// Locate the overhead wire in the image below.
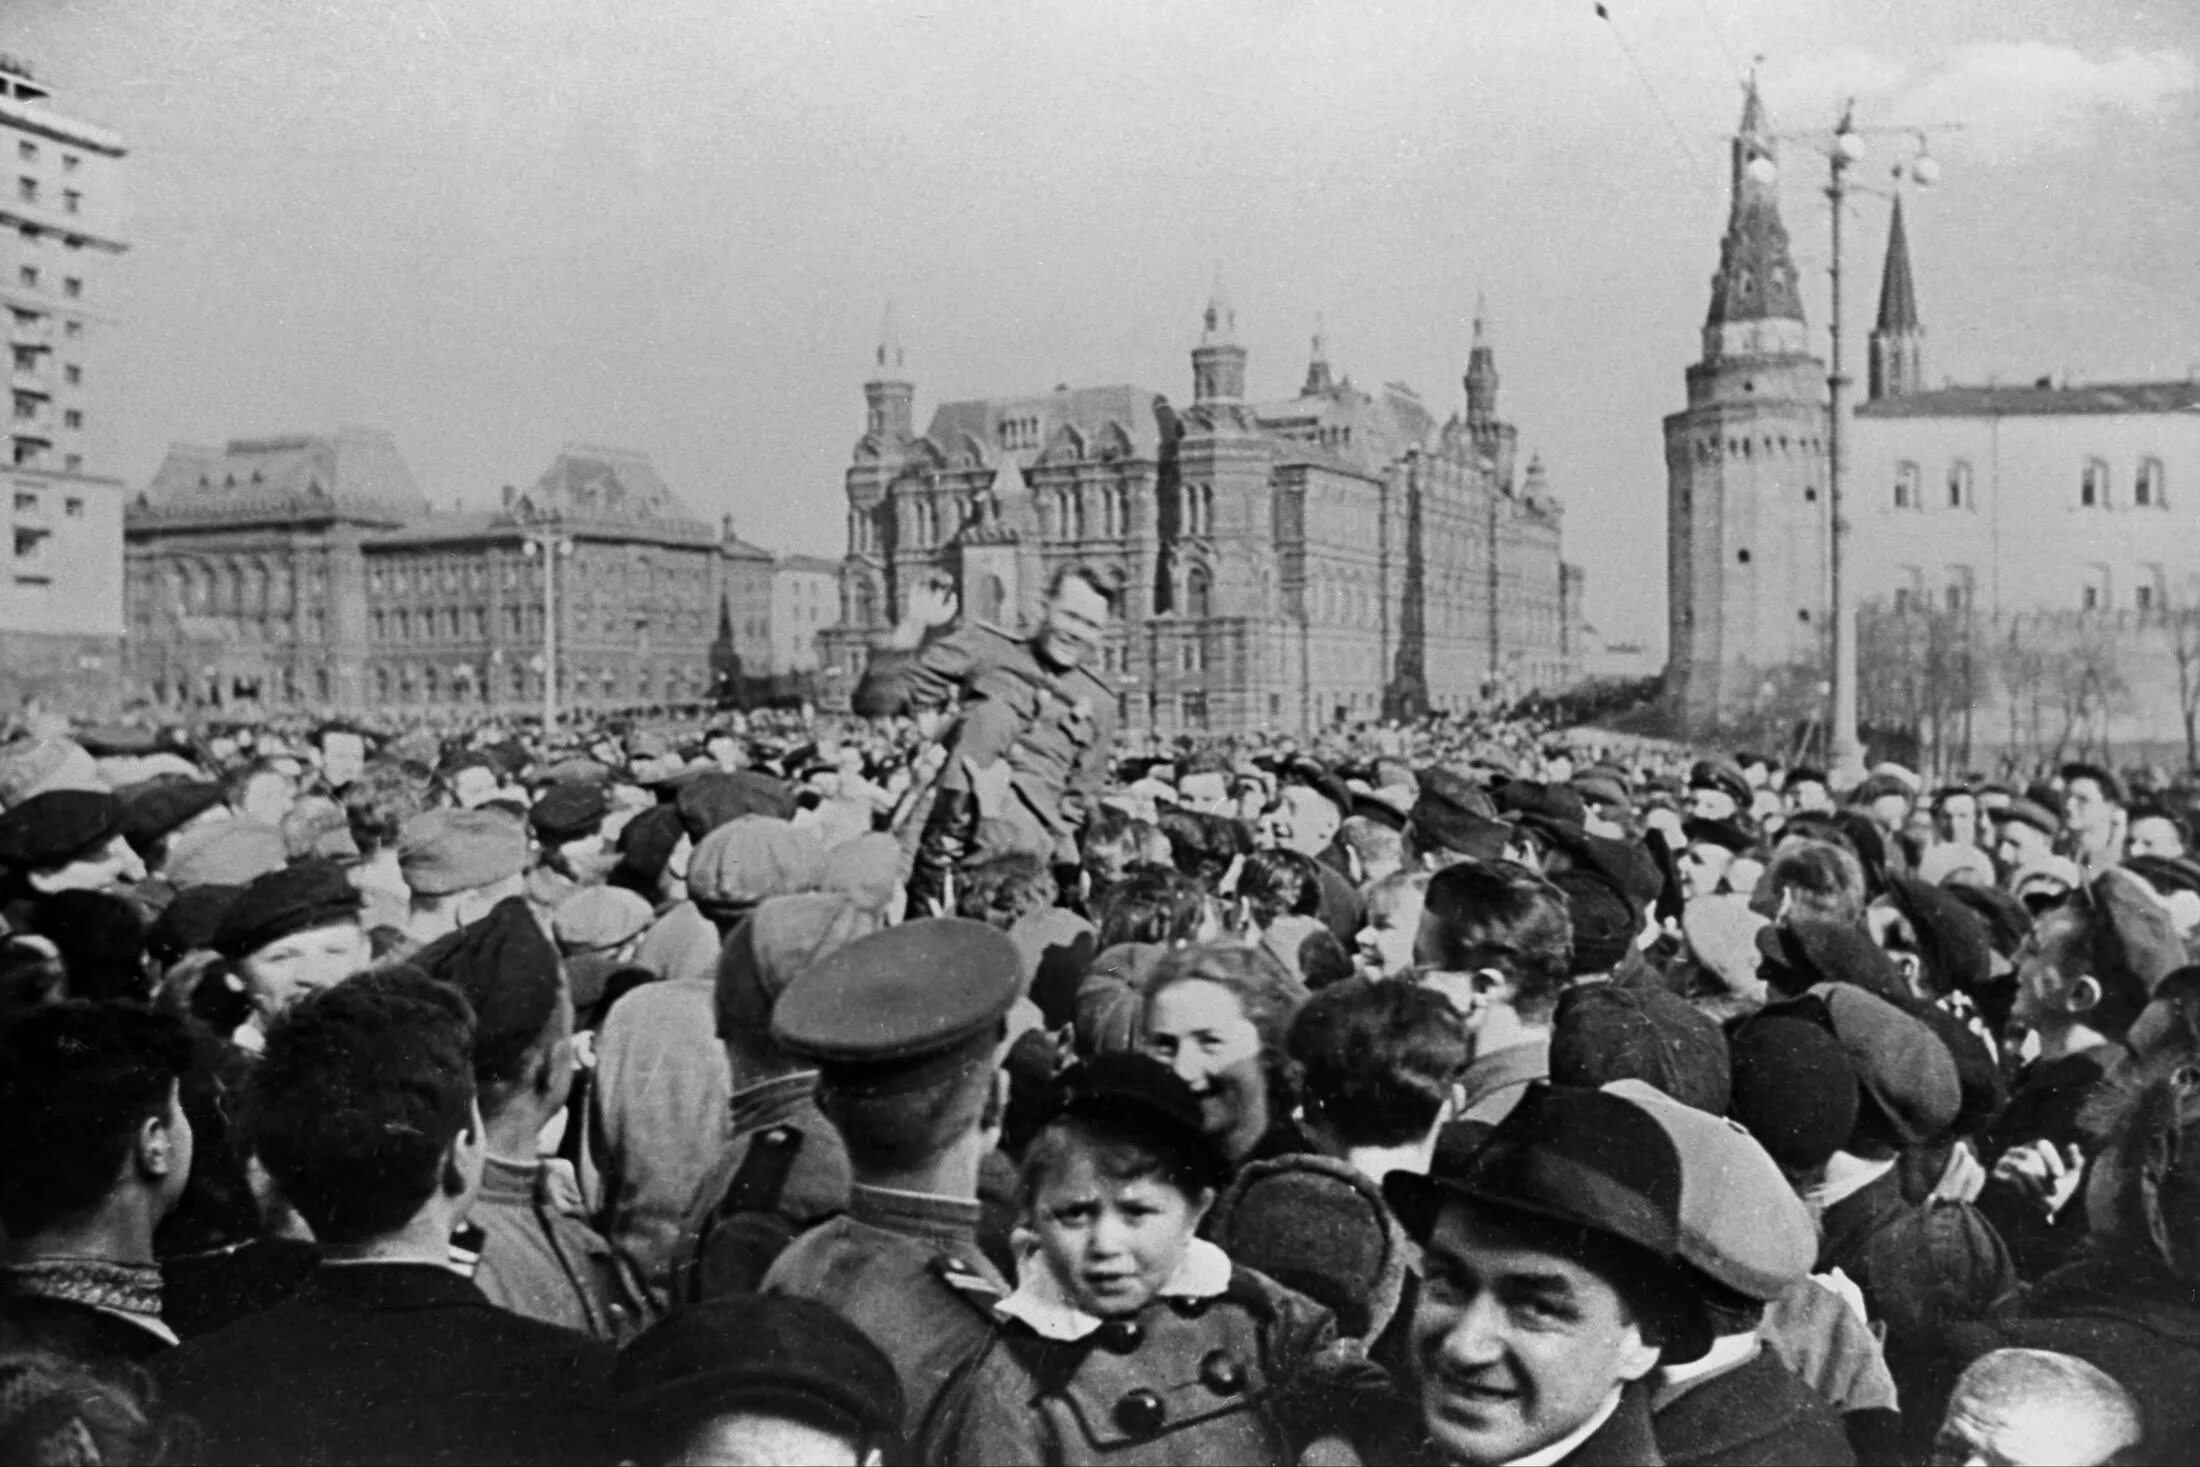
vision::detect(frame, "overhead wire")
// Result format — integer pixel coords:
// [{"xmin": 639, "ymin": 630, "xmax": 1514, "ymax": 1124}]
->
[{"xmin": 1590, "ymin": 1, "xmax": 1714, "ymax": 191}]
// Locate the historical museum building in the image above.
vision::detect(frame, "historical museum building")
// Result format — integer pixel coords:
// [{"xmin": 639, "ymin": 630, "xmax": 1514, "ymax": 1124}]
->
[
  {"xmin": 818, "ymin": 296, "xmax": 1585, "ymax": 734},
  {"xmin": 1666, "ymin": 79, "xmax": 2200, "ymax": 758},
  {"xmin": 0, "ymin": 55, "xmax": 131, "ymax": 712},
  {"xmin": 123, "ymin": 430, "xmax": 777, "ymax": 718}
]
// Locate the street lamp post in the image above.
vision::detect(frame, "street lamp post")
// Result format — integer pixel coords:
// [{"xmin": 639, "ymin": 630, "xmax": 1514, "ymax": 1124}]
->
[{"xmin": 522, "ymin": 526, "xmax": 574, "ymax": 735}]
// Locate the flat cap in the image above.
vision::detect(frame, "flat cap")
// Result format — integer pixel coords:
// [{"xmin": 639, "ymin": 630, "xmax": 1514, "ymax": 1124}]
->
[
  {"xmin": 1726, "ymin": 1014, "xmax": 1859, "ymax": 1173},
  {"xmin": 772, "ymin": 917, "xmax": 1020, "ymax": 1092},
  {"xmin": 530, "ymin": 783, "xmax": 610, "ymax": 844},
  {"xmin": 1680, "ymin": 895, "xmax": 1768, "ymax": 1000},
  {"xmin": 716, "ymin": 891, "xmax": 881, "ymax": 1045},
  {"xmin": 164, "ymin": 818, "xmax": 288, "ymax": 888},
  {"xmin": 148, "ymin": 882, "xmax": 241, "ymax": 964},
  {"xmin": 687, "ymin": 816, "xmax": 825, "ymax": 922},
  {"xmin": 552, "ymin": 885, "xmax": 654, "ymax": 956},
  {"xmin": 1605, "ymin": 1079, "xmax": 1816, "ymax": 1303},
  {"xmin": 1552, "ymin": 870, "xmax": 1639, "ymax": 977},
  {"xmin": 537, "ymin": 757, "xmax": 613, "ymax": 787},
  {"xmin": 414, "ymin": 896, "xmax": 565, "ymax": 1087},
  {"xmin": 1409, "ymin": 767, "xmax": 1510, "ymax": 862},
  {"xmin": 1689, "ymin": 759, "xmax": 1751, "ymax": 810},
  {"xmin": 0, "ymin": 737, "xmax": 102, "ymax": 810},
  {"xmin": 1916, "ymin": 842, "xmax": 1997, "ymax": 888},
  {"xmin": 1756, "ymin": 916, "xmax": 1908, "ymax": 1004},
  {"xmin": 398, "ymin": 807, "xmax": 528, "ymax": 897},
  {"xmin": 675, "ymin": 770, "xmax": 797, "ymax": 843},
  {"xmin": 614, "ymin": 1294, "xmax": 903, "ymax": 1447},
  {"xmin": 2081, "ymin": 868, "xmax": 2189, "ymax": 1012},
  {"xmin": 213, "ymin": 859, "xmax": 364, "ymax": 961},
  {"xmin": 1494, "ymin": 780, "xmax": 1587, "ymax": 829},
  {"xmin": 1991, "ymin": 798, "xmax": 2060, "ymax": 840},
  {"xmin": 817, "ymin": 832, "xmax": 903, "ymax": 918},
  {"xmin": 1550, "ymin": 982, "xmax": 1731, "ymax": 1115},
  {"xmin": 0, "ymin": 789, "xmax": 123, "ymax": 871},
  {"xmin": 118, "ymin": 779, "xmax": 224, "ymax": 849},
  {"xmin": 1943, "ymin": 881, "xmax": 2032, "ymax": 959},
  {"xmin": 1809, "ymin": 984, "xmax": 1962, "ymax": 1150},
  {"xmin": 1535, "ymin": 821, "xmax": 1664, "ymax": 913},
  {"xmin": 1883, "ymin": 873, "xmax": 1993, "ymax": 996},
  {"xmin": 2060, "ymin": 761, "xmax": 2127, "ymax": 807},
  {"xmin": 1383, "ymin": 1083, "xmax": 1711, "ymax": 1365}
]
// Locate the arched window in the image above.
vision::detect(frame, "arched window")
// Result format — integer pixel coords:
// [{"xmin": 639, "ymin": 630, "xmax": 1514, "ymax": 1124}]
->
[
  {"xmin": 2081, "ymin": 458, "xmax": 2108, "ymax": 508},
  {"xmin": 2137, "ymin": 457, "xmax": 2165, "ymax": 508},
  {"xmin": 1893, "ymin": 462, "xmax": 1920, "ymax": 510},
  {"xmin": 1947, "ymin": 461, "xmax": 1972, "ymax": 510},
  {"xmin": 1186, "ymin": 566, "xmax": 1212, "ymax": 620},
  {"xmin": 1069, "ymin": 489, "xmax": 1087, "ymax": 541}
]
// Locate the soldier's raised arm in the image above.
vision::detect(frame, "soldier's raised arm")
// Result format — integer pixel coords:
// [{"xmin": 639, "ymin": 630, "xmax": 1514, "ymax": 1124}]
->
[{"xmin": 851, "ymin": 576, "xmax": 974, "ymax": 717}]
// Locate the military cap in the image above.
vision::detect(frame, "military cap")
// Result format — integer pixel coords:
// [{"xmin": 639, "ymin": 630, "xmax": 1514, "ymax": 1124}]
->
[
  {"xmin": 0, "ymin": 789, "xmax": 124, "ymax": 871},
  {"xmin": 1550, "ymin": 982, "xmax": 1731, "ymax": 1115},
  {"xmin": 1552, "ymin": 870, "xmax": 1639, "ymax": 976},
  {"xmin": 1803, "ymin": 984, "xmax": 1962, "ymax": 1150},
  {"xmin": 1041, "ymin": 1051, "xmax": 1228, "ymax": 1188},
  {"xmin": 213, "ymin": 859, "xmax": 364, "ymax": 961},
  {"xmin": 1409, "ymin": 767, "xmax": 1510, "ymax": 862},
  {"xmin": 1688, "ymin": 759, "xmax": 1751, "ymax": 810},
  {"xmin": 414, "ymin": 896, "xmax": 565, "ymax": 1088},
  {"xmin": 1603, "ymin": 1079, "xmax": 1816, "ymax": 1305},
  {"xmin": 772, "ymin": 917, "xmax": 1021, "ymax": 1092},
  {"xmin": 165, "ymin": 819, "xmax": 288, "ymax": 888},
  {"xmin": 117, "ymin": 779, "xmax": 224, "ymax": 849},
  {"xmin": 551, "ymin": 885, "xmax": 653, "ymax": 956},
  {"xmin": 398, "ymin": 807, "xmax": 528, "ymax": 897},
  {"xmin": 688, "ymin": 816, "xmax": 826, "ymax": 923},
  {"xmin": 614, "ymin": 1294, "xmax": 903, "ymax": 1449},
  {"xmin": 675, "ymin": 770, "xmax": 797, "ymax": 843},
  {"xmin": 1784, "ymin": 766, "xmax": 1829, "ymax": 793},
  {"xmin": 1384, "ymin": 1083, "xmax": 1712, "ymax": 1365},
  {"xmin": 1681, "ymin": 817, "xmax": 1752, "ymax": 855},
  {"xmin": 2060, "ymin": 761, "xmax": 2127, "ymax": 808},
  {"xmin": 0, "ymin": 736, "xmax": 102, "ymax": 810},
  {"xmin": 530, "ymin": 783, "xmax": 610, "ymax": 844},
  {"xmin": 1755, "ymin": 915, "xmax": 1908, "ymax": 1004},
  {"xmin": 1991, "ymin": 797, "xmax": 2060, "ymax": 840},
  {"xmin": 1883, "ymin": 873, "xmax": 1994, "ymax": 996},
  {"xmin": 1726, "ymin": 1014, "xmax": 1859, "ymax": 1173},
  {"xmin": 148, "ymin": 883, "xmax": 241, "ymax": 964},
  {"xmin": 716, "ymin": 891, "xmax": 881, "ymax": 1045}
]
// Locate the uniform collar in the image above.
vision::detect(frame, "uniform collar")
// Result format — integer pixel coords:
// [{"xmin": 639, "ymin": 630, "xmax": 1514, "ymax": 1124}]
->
[
  {"xmin": 727, "ymin": 1071, "xmax": 820, "ymax": 1134},
  {"xmin": 848, "ymin": 1183, "xmax": 980, "ymax": 1247},
  {"xmin": 996, "ymin": 1238, "xmax": 1232, "ymax": 1341},
  {"xmin": 477, "ymin": 1153, "xmax": 542, "ymax": 1205}
]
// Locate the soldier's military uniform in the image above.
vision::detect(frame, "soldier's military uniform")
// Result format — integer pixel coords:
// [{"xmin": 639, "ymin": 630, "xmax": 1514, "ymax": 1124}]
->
[
  {"xmin": 672, "ymin": 1070, "xmax": 851, "ymax": 1304},
  {"xmin": 471, "ymin": 1154, "xmax": 635, "ymax": 1344},
  {"xmin": 853, "ymin": 622, "xmax": 1117, "ymax": 912},
  {"xmin": 756, "ymin": 918, "xmax": 1027, "ymax": 1444}
]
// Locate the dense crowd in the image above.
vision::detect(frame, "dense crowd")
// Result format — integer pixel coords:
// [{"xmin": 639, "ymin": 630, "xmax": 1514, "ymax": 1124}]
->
[{"xmin": 2, "ymin": 568, "xmax": 2198, "ymax": 1464}]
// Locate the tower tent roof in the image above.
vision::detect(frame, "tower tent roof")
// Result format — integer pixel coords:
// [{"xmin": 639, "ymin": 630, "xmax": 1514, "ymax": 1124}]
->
[
  {"xmin": 1874, "ymin": 195, "xmax": 1921, "ymax": 334},
  {"xmin": 1706, "ymin": 78, "xmax": 1804, "ymax": 328}
]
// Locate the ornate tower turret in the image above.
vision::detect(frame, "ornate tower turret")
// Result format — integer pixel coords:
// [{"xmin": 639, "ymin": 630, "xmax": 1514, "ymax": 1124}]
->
[
  {"xmin": 1302, "ymin": 315, "xmax": 1334, "ymax": 397},
  {"xmin": 1464, "ymin": 298, "xmax": 1499, "ymax": 432},
  {"xmin": 864, "ymin": 302, "xmax": 914, "ymax": 441},
  {"xmin": 1867, "ymin": 196, "xmax": 1924, "ymax": 401},
  {"xmin": 1191, "ymin": 268, "xmax": 1248, "ymax": 405}
]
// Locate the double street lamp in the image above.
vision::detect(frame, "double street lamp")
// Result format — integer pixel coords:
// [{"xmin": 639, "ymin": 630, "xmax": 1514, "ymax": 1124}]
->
[
  {"xmin": 1750, "ymin": 103, "xmax": 1949, "ymax": 784},
  {"xmin": 521, "ymin": 525, "xmax": 575, "ymax": 734}
]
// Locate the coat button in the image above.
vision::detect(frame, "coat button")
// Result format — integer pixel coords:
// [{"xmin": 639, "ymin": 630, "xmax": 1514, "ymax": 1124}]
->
[
  {"xmin": 1200, "ymin": 1349, "xmax": 1246, "ymax": 1395},
  {"xmin": 1114, "ymin": 1388, "xmax": 1167, "ymax": 1439},
  {"xmin": 1096, "ymin": 1318, "xmax": 1143, "ymax": 1354}
]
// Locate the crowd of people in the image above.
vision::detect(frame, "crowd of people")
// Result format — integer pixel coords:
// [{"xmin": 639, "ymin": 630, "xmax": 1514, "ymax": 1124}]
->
[{"xmin": 2, "ymin": 564, "xmax": 2199, "ymax": 1464}]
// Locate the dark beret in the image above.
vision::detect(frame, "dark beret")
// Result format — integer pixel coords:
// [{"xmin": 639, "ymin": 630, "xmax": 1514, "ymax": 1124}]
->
[
  {"xmin": 530, "ymin": 783, "xmax": 610, "ymax": 844},
  {"xmin": 2060, "ymin": 761, "xmax": 2127, "ymax": 807},
  {"xmin": 1883, "ymin": 873, "xmax": 1993, "ymax": 996},
  {"xmin": 1727, "ymin": 1013, "xmax": 1859, "ymax": 1173},
  {"xmin": 1550, "ymin": 982, "xmax": 1731, "ymax": 1115},
  {"xmin": 213, "ymin": 859, "xmax": 364, "ymax": 961},
  {"xmin": 414, "ymin": 896, "xmax": 565, "ymax": 1089},
  {"xmin": 1044, "ymin": 1051, "xmax": 1229, "ymax": 1188},
  {"xmin": 676, "ymin": 771, "xmax": 797, "ymax": 843},
  {"xmin": 772, "ymin": 918, "xmax": 1020, "ymax": 1091},
  {"xmin": 117, "ymin": 779, "xmax": 225, "ymax": 850},
  {"xmin": 614, "ymin": 1294, "xmax": 903, "ymax": 1447},
  {"xmin": 1552, "ymin": 870, "xmax": 1639, "ymax": 976},
  {"xmin": 0, "ymin": 789, "xmax": 124, "ymax": 871},
  {"xmin": 148, "ymin": 883, "xmax": 242, "ymax": 964}
]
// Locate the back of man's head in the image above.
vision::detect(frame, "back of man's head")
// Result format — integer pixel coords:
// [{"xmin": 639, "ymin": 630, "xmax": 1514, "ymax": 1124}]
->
[
  {"xmin": 1289, "ymin": 979, "xmax": 1467, "ymax": 1149},
  {"xmin": 0, "ymin": 1001, "xmax": 192, "ymax": 1239},
  {"xmin": 243, "ymin": 968, "xmax": 476, "ymax": 1247},
  {"xmin": 1417, "ymin": 860, "xmax": 1573, "ymax": 1023}
]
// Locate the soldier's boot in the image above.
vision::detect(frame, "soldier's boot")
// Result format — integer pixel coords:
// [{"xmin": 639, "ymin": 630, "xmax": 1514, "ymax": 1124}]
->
[{"xmin": 906, "ymin": 787, "xmax": 978, "ymax": 918}]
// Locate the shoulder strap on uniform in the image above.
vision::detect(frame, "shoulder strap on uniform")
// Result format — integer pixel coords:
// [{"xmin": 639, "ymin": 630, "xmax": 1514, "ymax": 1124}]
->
[
  {"xmin": 720, "ymin": 1127, "xmax": 803, "ymax": 1217},
  {"xmin": 680, "ymin": 1128, "xmax": 814, "ymax": 1304}
]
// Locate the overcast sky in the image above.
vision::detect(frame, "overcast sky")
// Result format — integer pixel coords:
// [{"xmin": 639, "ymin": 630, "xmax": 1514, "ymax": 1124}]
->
[{"xmin": 16, "ymin": 0, "xmax": 2200, "ymax": 650}]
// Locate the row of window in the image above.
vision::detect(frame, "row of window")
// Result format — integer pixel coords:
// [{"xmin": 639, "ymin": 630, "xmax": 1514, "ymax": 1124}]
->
[
  {"xmin": 364, "ymin": 552, "xmax": 713, "ymax": 597},
  {"xmin": 12, "ymin": 264, "xmax": 80, "ymax": 297},
  {"xmin": 9, "ymin": 349, "xmax": 81, "ymax": 383},
  {"xmin": 1890, "ymin": 457, "xmax": 2169, "ymax": 512},
  {"xmin": 367, "ymin": 661, "xmax": 708, "ymax": 706},
  {"xmin": 1887, "ymin": 564, "xmax": 2191, "ymax": 616},
  {"xmin": 14, "ymin": 175, "xmax": 83, "ymax": 213},
  {"xmin": 15, "ymin": 141, "xmax": 83, "ymax": 172}
]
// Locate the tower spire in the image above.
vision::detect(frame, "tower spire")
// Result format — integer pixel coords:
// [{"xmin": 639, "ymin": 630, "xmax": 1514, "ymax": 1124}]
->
[
  {"xmin": 1201, "ymin": 262, "xmax": 1235, "ymax": 345},
  {"xmin": 1465, "ymin": 296, "xmax": 1499, "ymax": 431},
  {"xmin": 1303, "ymin": 312, "xmax": 1334, "ymax": 396},
  {"xmin": 1702, "ymin": 75, "xmax": 1807, "ymax": 361},
  {"xmin": 876, "ymin": 300, "xmax": 905, "ymax": 373},
  {"xmin": 1192, "ymin": 266, "xmax": 1248, "ymax": 404},
  {"xmin": 1868, "ymin": 194, "xmax": 1925, "ymax": 399},
  {"xmin": 863, "ymin": 299, "xmax": 914, "ymax": 440}
]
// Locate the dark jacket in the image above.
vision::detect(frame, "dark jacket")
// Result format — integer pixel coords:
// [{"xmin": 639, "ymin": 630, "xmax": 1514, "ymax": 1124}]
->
[
  {"xmin": 1368, "ymin": 1379, "xmax": 1664, "ymax": 1466},
  {"xmin": 1976, "ymin": 1043, "xmax": 2116, "ymax": 1280},
  {"xmin": 1653, "ymin": 1345, "xmax": 1854, "ymax": 1467},
  {"xmin": 153, "ymin": 1261, "xmax": 615, "ymax": 1465},
  {"xmin": 0, "ymin": 1289, "xmax": 171, "ymax": 1370},
  {"xmin": 1949, "ymin": 1247, "xmax": 2200, "ymax": 1465}
]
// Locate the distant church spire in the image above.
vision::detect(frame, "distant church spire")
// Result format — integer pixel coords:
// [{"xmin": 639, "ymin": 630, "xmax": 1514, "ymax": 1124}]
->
[
  {"xmin": 1302, "ymin": 313, "xmax": 1334, "ymax": 396},
  {"xmin": 1465, "ymin": 295, "xmax": 1499, "ymax": 431},
  {"xmin": 1702, "ymin": 73, "xmax": 1808, "ymax": 360},
  {"xmin": 876, "ymin": 300, "xmax": 905, "ymax": 374},
  {"xmin": 1192, "ymin": 265, "xmax": 1248, "ymax": 404},
  {"xmin": 1201, "ymin": 263, "xmax": 1236, "ymax": 345},
  {"xmin": 864, "ymin": 299, "xmax": 914, "ymax": 440},
  {"xmin": 1868, "ymin": 195, "xmax": 1925, "ymax": 400}
]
